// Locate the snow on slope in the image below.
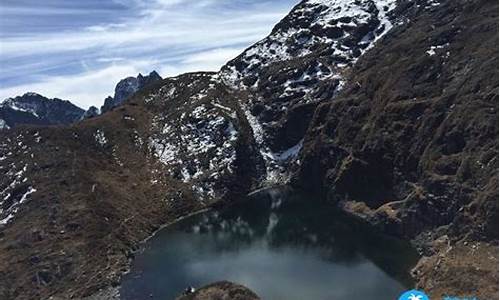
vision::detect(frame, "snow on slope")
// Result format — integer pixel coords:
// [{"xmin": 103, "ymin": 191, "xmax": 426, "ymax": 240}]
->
[
  {"xmin": 144, "ymin": 0, "xmax": 403, "ymax": 188},
  {"xmin": 221, "ymin": 0, "xmax": 397, "ymax": 90},
  {"xmin": 0, "ymin": 131, "xmax": 39, "ymax": 225},
  {"xmin": 140, "ymin": 0, "xmax": 404, "ymax": 192},
  {"xmin": 139, "ymin": 0, "xmax": 404, "ymax": 195},
  {"xmin": 147, "ymin": 73, "xmax": 241, "ymax": 201},
  {"xmin": 2, "ymin": 97, "xmax": 41, "ymax": 117},
  {"xmin": 220, "ymin": 0, "xmax": 398, "ymax": 183}
]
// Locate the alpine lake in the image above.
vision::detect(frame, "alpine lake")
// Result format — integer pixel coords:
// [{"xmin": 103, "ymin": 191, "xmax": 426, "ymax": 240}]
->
[{"xmin": 120, "ymin": 187, "xmax": 419, "ymax": 300}]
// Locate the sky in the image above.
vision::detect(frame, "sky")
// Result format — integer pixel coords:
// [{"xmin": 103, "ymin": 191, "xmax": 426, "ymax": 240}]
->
[{"xmin": 0, "ymin": 0, "xmax": 298, "ymax": 109}]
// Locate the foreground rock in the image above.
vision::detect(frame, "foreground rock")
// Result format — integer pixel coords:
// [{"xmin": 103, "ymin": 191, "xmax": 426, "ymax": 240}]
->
[{"xmin": 176, "ymin": 282, "xmax": 260, "ymax": 300}]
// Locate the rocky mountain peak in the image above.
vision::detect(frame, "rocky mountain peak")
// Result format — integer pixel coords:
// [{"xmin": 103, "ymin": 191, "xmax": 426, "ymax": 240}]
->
[
  {"xmin": 0, "ymin": 92, "xmax": 85, "ymax": 129},
  {"xmin": 101, "ymin": 70, "xmax": 162, "ymax": 113},
  {"xmin": 80, "ymin": 106, "xmax": 100, "ymax": 120},
  {"xmin": 221, "ymin": 0, "xmax": 397, "ymax": 89},
  {"xmin": 217, "ymin": 0, "xmax": 399, "ymax": 182}
]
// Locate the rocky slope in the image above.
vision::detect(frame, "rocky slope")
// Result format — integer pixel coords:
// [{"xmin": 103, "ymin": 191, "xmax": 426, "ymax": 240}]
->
[
  {"xmin": 0, "ymin": 0, "xmax": 497, "ymax": 299},
  {"xmin": 292, "ymin": 0, "xmax": 498, "ymax": 297},
  {"xmin": 220, "ymin": 0, "xmax": 399, "ymax": 182},
  {"xmin": 0, "ymin": 72, "xmax": 263, "ymax": 299},
  {"xmin": 0, "ymin": 93, "xmax": 85, "ymax": 129},
  {"xmin": 0, "ymin": 92, "xmax": 202, "ymax": 299}
]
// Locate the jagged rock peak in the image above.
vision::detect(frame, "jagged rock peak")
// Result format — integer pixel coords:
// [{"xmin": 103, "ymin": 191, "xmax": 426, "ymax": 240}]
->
[{"xmin": 101, "ymin": 70, "xmax": 162, "ymax": 113}]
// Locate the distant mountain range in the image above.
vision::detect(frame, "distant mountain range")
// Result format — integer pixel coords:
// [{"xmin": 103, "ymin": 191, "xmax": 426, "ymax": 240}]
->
[
  {"xmin": 0, "ymin": 93, "xmax": 84, "ymax": 129},
  {"xmin": 0, "ymin": 71, "xmax": 162, "ymax": 129}
]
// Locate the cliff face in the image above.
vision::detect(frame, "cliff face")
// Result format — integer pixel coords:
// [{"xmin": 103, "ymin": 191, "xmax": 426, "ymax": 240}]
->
[
  {"xmin": 221, "ymin": 0, "xmax": 400, "ymax": 182},
  {"xmin": 293, "ymin": 0, "xmax": 498, "ymax": 297},
  {"xmin": 100, "ymin": 71, "xmax": 162, "ymax": 114},
  {"xmin": 296, "ymin": 0, "xmax": 498, "ymax": 240},
  {"xmin": 0, "ymin": 0, "xmax": 497, "ymax": 299}
]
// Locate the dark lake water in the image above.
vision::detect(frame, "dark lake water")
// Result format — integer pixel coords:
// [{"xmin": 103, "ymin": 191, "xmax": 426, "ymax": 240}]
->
[{"xmin": 120, "ymin": 187, "xmax": 419, "ymax": 300}]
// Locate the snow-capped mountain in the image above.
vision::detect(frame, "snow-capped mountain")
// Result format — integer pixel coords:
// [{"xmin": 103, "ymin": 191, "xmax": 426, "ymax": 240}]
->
[
  {"xmin": 219, "ymin": 0, "xmax": 399, "ymax": 181},
  {"xmin": 100, "ymin": 71, "xmax": 162, "ymax": 113},
  {"xmin": 147, "ymin": 0, "xmax": 402, "ymax": 193},
  {"xmin": 0, "ymin": 93, "xmax": 85, "ymax": 129},
  {"xmin": 222, "ymin": 0, "xmax": 397, "ymax": 89}
]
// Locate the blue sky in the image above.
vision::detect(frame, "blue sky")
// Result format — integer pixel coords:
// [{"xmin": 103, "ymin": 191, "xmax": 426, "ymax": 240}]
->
[{"xmin": 0, "ymin": 0, "xmax": 297, "ymax": 108}]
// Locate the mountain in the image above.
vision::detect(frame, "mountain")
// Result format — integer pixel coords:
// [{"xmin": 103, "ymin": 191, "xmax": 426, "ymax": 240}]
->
[
  {"xmin": 80, "ymin": 106, "xmax": 100, "ymax": 120},
  {"xmin": 293, "ymin": 0, "xmax": 498, "ymax": 296},
  {"xmin": 0, "ymin": 93, "xmax": 85, "ymax": 129},
  {"xmin": 219, "ymin": 0, "xmax": 398, "ymax": 181},
  {"xmin": 0, "ymin": 71, "xmax": 162, "ymax": 129},
  {"xmin": 100, "ymin": 71, "xmax": 162, "ymax": 114},
  {"xmin": 0, "ymin": 0, "xmax": 497, "ymax": 299}
]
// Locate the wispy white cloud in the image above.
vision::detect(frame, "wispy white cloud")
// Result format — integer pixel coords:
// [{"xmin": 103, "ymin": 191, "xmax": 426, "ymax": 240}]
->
[
  {"xmin": 182, "ymin": 48, "xmax": 243, "ymax": 65},
  {"xmin": 158, "ymin": 47, "xmax": 245, "ymax": 77},
  {"xmin": 0, "ymin": 0, "xmax": 297, "ymax": 108},
  {"xmin": 0, "ymin": 62, "xmax": 155, "ymax": 108}
]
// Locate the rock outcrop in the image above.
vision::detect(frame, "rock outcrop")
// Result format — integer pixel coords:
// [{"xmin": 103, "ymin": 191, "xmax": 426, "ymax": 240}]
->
[
  {"xmin": 81, "ymin": 106, "xmax": 100, "ymax": 120},
  {"xmin": 220, "ymin": 0, "xmax": 399, "ymax": 182},
  {"xmin": 100, "ymin": 71, "xmax": 162, "ymax": 114},
  {"xmin": 176, "ymin": 282, "xmax": 260, "ymax": 300}
]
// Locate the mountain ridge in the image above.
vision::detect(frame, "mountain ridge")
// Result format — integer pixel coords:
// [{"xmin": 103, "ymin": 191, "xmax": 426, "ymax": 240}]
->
[
  {"xmin": 0, "ymin": 71, "xmax": 162, "ymax": 129},
  {"xmin": 0, "ymin": 93, "xmax": 85, "ymax": 129}
]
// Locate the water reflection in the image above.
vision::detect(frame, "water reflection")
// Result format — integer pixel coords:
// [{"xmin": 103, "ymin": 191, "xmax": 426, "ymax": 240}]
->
[{"xmin": 120, "ymin": 187, "xmax": 419, "ymax": 300}]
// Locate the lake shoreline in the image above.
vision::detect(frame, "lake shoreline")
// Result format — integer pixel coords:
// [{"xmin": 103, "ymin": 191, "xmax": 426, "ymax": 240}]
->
[{"xmin": 120, "ymin": 186, "xmax": 419, "ymax": 300}]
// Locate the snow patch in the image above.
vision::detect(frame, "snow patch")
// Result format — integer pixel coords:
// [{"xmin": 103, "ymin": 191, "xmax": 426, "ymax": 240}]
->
[
  {"xmin": 0, "ymin": 119, "xmax": 9, "ymax": 130},
  {"xmin": 94, "ymin": 129, "xmax": 107, "ymax": 146},
  {"xmin": 149, "ymin": 100, "xmax": 239, "ymax": 200},
  {"xmin": 426, "ymin": 43, "xmax": 449, "ymax": 56},
  {"xmin": 0, "ymin": 186, "xmax": 36, "ymax": 225}
]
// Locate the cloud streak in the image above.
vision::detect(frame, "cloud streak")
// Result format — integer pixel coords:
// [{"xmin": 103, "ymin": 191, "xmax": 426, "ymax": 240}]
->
[{"xmin": 0, "ymin": 0, "xmax": 297, "ymax": 108}]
